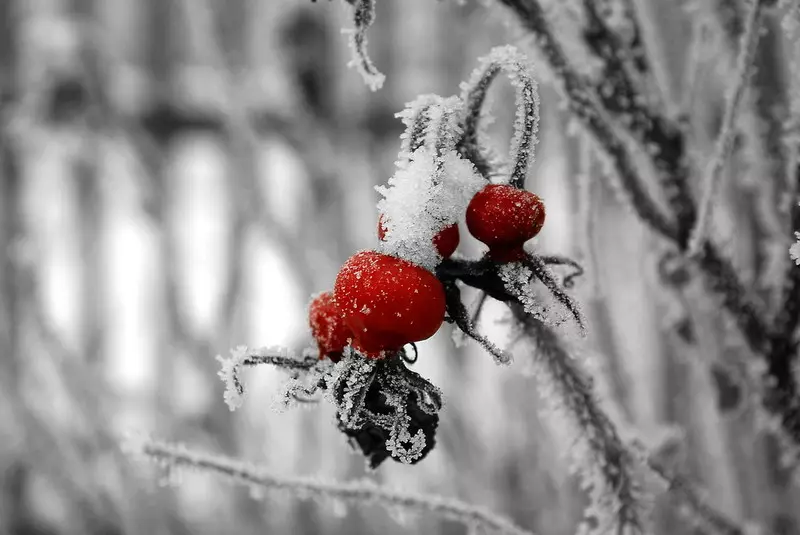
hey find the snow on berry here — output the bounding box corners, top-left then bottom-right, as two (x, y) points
(376, 95), (484, 272)
(466, 184), (546, 262)
(333, 250), (447, 358)
(378, 213), (460, 259)
(308, 291), (352, 363)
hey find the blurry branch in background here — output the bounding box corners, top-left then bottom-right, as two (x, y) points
(135, 438), (537, 535)
(494, 0), (800, 456)
(689, 0), (765, 256)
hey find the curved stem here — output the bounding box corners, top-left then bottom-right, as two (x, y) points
(459, 46), (540, 189)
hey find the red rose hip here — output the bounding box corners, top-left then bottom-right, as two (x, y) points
(333, 250), (446, 358)
(466, 184), (546, 262)
(377, 214), (460, 258)
(308, 291), (351, 362)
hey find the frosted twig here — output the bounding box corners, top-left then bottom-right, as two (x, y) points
(216, 345), (319, 411)
(343, 0), (385, 91)
(494, 0), (679, 241)
(460, 45), (540, 188)
(688, 0), (766, 256)
(513, 310), (649, 534)
(136, 439), (536, 535)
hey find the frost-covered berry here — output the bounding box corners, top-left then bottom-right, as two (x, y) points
(377, 214), (460, 259)
(333, 250), (446, 358)
(466, 184), (546, 262)
(308, 291), (351, 363)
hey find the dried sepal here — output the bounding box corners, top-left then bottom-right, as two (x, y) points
(460, 45), (541, 188)
(539, 254), (585, 289)
(443, 280), (513, 365)
(524, 255), (588, 336)
(333, 352), (441, 468)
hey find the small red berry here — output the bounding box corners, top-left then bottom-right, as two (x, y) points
(377, 214), (460, 258)
(466, 184), (546, 262)
(308, 291), (351, 363)
(333, 250), (446, 358)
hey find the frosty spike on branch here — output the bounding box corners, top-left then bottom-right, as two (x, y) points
(342, 0), (385, 91)
(396, 94), (441, 161)
(460, 45), (540, 189)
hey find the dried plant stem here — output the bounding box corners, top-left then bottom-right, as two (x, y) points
(513, 309), (646, 534)
(138, 439), (536, 535)
(688, 0), (765, 256)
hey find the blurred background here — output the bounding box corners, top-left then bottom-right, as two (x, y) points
(1, 0), (798, 534)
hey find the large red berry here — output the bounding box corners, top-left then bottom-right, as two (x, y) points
(377, 214), (460, 258)
(308, 291), (351, 362)
(333, 250), (446, 358)
(466, 184), (546, 262)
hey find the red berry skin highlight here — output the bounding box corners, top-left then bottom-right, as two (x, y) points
(308, 291), (351, 363)
(466, 184), (546, 262)
(377, 214), (460, 259)
(333, 250), (446, 358)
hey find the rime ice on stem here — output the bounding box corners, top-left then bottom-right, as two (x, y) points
(342, 0), (385, 91)
(513, 311), (649, 535)
(459, 45), (541, 189)
(134, 438), (537, 535)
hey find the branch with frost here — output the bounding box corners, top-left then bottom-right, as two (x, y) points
(492, 0), (794, 444)
(459, 45), (541, 188)
(688, 0), (765, 256)
(578, 0), (695, 239)
(342, 0), (385, 91)
(494, 0), (678, 241)
(510, 307), (649, 534)
(216, 345), (321, 411)
(133, 438), (536, 535)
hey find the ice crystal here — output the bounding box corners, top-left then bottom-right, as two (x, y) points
(791, 231), (800, 265)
